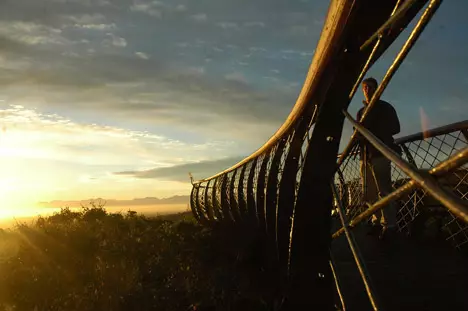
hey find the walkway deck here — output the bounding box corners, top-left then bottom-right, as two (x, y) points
(331, 223), (468, 311)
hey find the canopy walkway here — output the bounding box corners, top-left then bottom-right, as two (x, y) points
(189, 0), (468, 309)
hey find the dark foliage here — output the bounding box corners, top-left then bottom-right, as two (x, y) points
(0, 204), (272, 311)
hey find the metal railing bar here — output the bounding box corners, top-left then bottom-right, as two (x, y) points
(390, 115), (467, 144)
(337, 0), (443, 169)
(331, 182), (381, 311)
(360, 0), (420, 51)
(329, 253), (347, 311)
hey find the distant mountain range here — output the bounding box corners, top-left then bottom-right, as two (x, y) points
(38, 195), (190, 208)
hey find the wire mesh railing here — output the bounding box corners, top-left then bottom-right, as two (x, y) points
(335, 121), (468, 251)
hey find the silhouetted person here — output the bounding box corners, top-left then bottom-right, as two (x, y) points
(357, 77), (401, 240)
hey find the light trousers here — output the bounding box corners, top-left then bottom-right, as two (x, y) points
(360, 157), (398, 228)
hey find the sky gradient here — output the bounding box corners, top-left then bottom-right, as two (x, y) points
(0, 0), (467, 217)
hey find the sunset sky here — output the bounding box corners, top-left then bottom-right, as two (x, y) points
(0, 0), (467, 217)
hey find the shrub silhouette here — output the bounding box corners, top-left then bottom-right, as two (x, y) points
(0, 203), (270, 311)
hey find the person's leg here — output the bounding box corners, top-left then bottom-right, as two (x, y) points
(360, 160), (379, 225)
(369, 157), (397, 229)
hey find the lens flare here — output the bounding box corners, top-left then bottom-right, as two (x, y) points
(419, 107), (430, 139)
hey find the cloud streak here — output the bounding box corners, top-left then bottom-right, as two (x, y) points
(115, 156), (245, 182)
(191, 13), (208, 22)
(0, 35), (295, 145)
(0, 21), (67, 46)
(135, 51), (149, 59)
(130, 2), (162, 18)
(0, 104), (235, 166)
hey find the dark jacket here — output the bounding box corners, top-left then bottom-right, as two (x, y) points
(356, 100), (401, 159)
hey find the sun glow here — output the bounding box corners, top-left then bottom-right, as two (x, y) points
(0, 196), (35, 220)
(0, 180), (20, 219)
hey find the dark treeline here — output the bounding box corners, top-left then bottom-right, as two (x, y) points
(0, 204), (277, 311)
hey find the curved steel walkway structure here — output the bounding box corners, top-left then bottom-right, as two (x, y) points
(189, 0), (468, 309)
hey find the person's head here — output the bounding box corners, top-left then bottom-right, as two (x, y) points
(362, 77), (378, 104)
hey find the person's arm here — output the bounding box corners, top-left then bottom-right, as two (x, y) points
(355, 109), (364, 141)
(388, 105), (400, 136)
(355, 108), (366, 160)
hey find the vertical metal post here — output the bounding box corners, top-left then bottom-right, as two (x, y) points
(402, 144), (417, 167)
(211, 178), (223, 220)
(229, 170), (241, 222)
(220, 175), (233, 222)
(362, 146), (368, 214)
(256, 152), (270, 234)
(237, 164), (248, 222)
(246, 158), (259, 226)
(204, 180), (215, 221)
(195, 185), (210, 225)
(331, 183), (381, 311)
(266, 139), (288, 244)
(277, 105), (318, 280)
(330, 253), (347, 311)
(190, 186), (201, 222)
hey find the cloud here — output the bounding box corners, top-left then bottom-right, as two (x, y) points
(217, 22), (239, 29)
(276, 49), (314, 59)
(112, 37), (127, 47)
(0, 21), (67, 46)
(0, 104), (235, 167)
(75, 23), (117, 30)
(114, 156), (245, 182)
(176, 42), (190, 48)
(0, 36), (293, 145)
(62, 13), (115, 31)
(300, 51), (314, 57)
(49, 0), (111, 5)
(0, 0), (334, 154)
(175, 4), (187, 12)
(63, 13), (107, 25)
(135, 52), (150, 60)
(96, 0), (111, 5)
(191, 13), (208, 22)
(244, 21), (265, 27)
(186, 66), (205, 75)
(62, 51), (81, 58)
(249, 46), (267, 53)
(224, 72), (247, 84)
(103, 33), (127, 47)
(130, 2), (163, 18)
